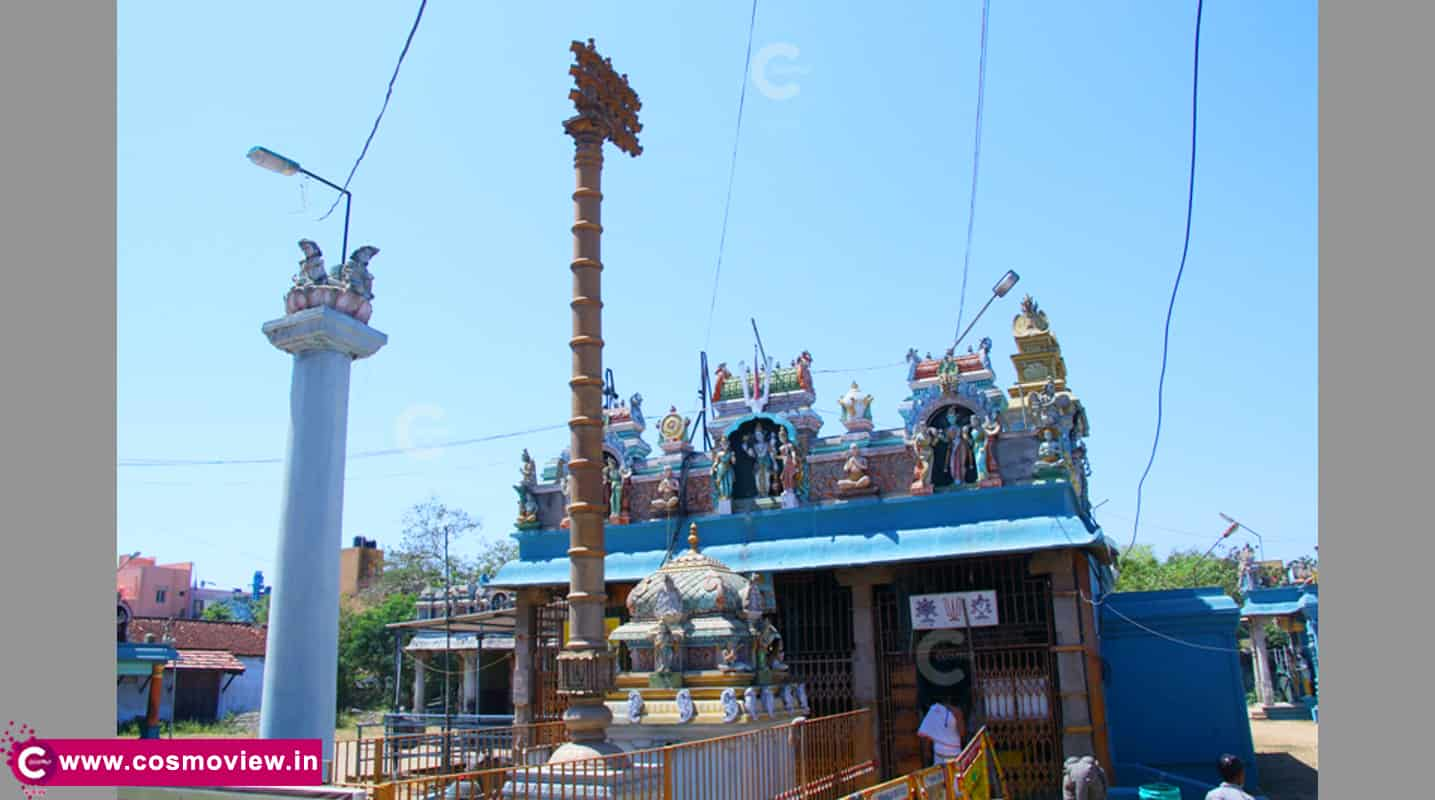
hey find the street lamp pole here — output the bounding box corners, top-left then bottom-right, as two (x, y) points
(1219, 513), (1265, 562)
(246, 147), (353, 263)
(953, 269), (1021, 350)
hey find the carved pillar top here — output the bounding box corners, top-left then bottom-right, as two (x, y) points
(263, 305), (387, 360)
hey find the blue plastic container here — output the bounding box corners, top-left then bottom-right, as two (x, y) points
(1138, 784), (1181, 800)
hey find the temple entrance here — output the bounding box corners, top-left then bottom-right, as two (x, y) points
(773, 571), (856, 719)
(873, 554), (1062, 800)
(928, 405), (978, 488)
(729, 417), (784, 500)
(533, 596), (568, 723)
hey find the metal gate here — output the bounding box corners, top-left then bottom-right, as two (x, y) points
(874, 554), (1062, 800)
(774, 571), (856, 719)
(534, 596), (569, 723)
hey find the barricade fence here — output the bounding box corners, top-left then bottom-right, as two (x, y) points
(843, 727), (1008, 800)
(370, 709), (877, 800)
(332, 721), (569, 786)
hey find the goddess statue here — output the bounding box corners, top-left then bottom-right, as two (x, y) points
(776, 427), (803, 496)
(744, 429), (776, 497)
(606, 460), (624, 516)
(711, 436), (736, 501)
(910, 426), (936, 494)
(514, 449), (540, 527)
(945, 408), (973, 485)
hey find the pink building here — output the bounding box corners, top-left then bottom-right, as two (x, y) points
(117, 555), (194, 618)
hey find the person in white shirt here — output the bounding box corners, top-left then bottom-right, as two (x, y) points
(916, 697), (967, 766)
(1205, 754), (1254, 800)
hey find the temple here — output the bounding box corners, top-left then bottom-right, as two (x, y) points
(491, 294), (1121, 796)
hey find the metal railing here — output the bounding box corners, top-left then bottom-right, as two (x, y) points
(333, 721), (569, 786)
(370, 709), (877, 800)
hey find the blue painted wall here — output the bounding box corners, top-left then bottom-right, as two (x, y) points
(1100, 587), (1260, 797)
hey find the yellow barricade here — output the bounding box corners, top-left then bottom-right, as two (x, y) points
(842, 726), (1009, 800)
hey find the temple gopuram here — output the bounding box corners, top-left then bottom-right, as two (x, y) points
(491, 295), (1119, 797)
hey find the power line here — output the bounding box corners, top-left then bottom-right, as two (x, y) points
(701, 0), (761, 353)
(952, 0), (992, 343)
(317, 0), (430, 224)
(1124, 0), (1204, 566)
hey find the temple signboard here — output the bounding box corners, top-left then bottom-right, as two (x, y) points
(909, 590), (999, 630)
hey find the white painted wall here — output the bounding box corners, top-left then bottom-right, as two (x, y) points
(218, 657), (266, 718)
(117, 674), (175, 726)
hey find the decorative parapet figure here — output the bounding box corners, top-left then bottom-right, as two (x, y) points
(710, 435), (736, 513)
(1236, 544), (1258, 595)
(657, 405), (691, 454)
(721, 688), (742, 723)
(626, 690), (644, 723)
(775, 427), (805, 509)
(836, 443), (877, 498)
(838, 382), (875, 434)
(606, 460), (625, 523)
(743, 687), (761, 721)
(514, 449), (541, 529)
(557, 454), (572, 529)
(620, 465), (634, 519)
(1032, 428), (1069, 481)
(713, 363), (732, 404)
(971, 414), (1003, 488)
(654, 574), (684, 626)
(652, 625), (677, 675)
(937, 349), (961, 395)
(284, 240), (378, 324)
(741, 573), (766, 621)
(675, 688), (696, 723)
(650, 465), (681, 514)
(910, 426), (936, 495)
(794, 351), (814, 394)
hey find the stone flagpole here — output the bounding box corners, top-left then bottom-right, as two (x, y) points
(549, 38), (643, 762)
(259, 242), (386, 770)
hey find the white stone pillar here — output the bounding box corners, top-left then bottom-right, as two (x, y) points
(1250, 617), (1275, 707)
(461, 652), (477, 714)
(259, 305), (386, 768)
(413, 652), (427, 714)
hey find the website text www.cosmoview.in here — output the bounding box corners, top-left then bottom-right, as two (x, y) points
(8, 738), (324, 788)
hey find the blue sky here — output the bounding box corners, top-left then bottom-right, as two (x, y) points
(117, 1), (1317, 591)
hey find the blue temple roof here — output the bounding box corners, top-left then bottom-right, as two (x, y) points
(492, 482), (1115, 587)
(1240, 584), (1318, 618)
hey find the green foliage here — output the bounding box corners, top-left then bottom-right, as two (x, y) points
(1115, 544), (1243, 602)
(201, 602), (235, 622)
(337, 592), (416, 711)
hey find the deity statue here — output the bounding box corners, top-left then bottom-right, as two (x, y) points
(626, 690), (644, 722)
(713, 362), (732, 401)
(838, 382), (875, 432)
(719, 638), (751, 673)
(981, 414), (1003, 482)
(937, 348), (961, 394)
(762, 686), (778, 718)
(795, 351), (815, 393)
(619, 466), (634, 516)
(652, 625), (676, 675)
(629, 392), (646, 429)
(744, 687), (761, 720)
(971, 416), (992, 484)
(836, 443), (875, 496)
(556, 454), (572, 529)
(744, 429), (776, 497)
(721, 688), (742, 723)
(782, 684), (798, 712)
(1033, 428), (1068, 480)
(1236, 544), (1258, 595)
(514, 449), (540, 527)
(905, 347), (922, 382)
(675, 688), (697, 723)
(910, 426), (936, 494)
(606, 460), (624, 516)
(741, 573), (766, 620)
(655, 574), (684, 625)
(296, 239), (328, 285)
(945, 408), (974, 485)
(796, 683), (809, 711)
(776, 427), (803, 497)
(340, 246), (379, 301)
(651, 465), (681, 513)
(711, 436), (736, 502)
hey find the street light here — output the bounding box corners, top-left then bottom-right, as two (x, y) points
(246, 146), (352, 267)
(1219, 512), (1265, 562)
(954, 269), (1020, 350)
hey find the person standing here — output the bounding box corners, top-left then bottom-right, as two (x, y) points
(1205, 754), (1255, 800)
(916, 697), (967, 766)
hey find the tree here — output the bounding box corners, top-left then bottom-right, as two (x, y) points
(202, 602), (236, 622)
(474, 537), (518, 582)
(1115, 544), (1243, 602)
(251, 594), (270, 625)
(337, 592), (417, 711)
(371, 498), (483, 598)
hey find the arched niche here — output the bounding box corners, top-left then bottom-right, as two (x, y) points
(926, 403), (980, 488)
(722, 413), (800, 500)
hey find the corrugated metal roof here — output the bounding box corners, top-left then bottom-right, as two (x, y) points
(495, 482), (1110, 589)
(1240, 585), (1318, 618)
(404, 634), (516, 652)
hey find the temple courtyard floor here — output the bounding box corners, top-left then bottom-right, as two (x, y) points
(1250, 716), (1318, 800)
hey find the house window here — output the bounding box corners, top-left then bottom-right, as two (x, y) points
(156, 589), (167, 603)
